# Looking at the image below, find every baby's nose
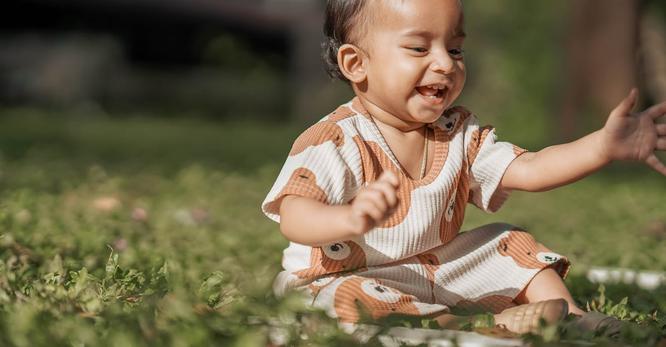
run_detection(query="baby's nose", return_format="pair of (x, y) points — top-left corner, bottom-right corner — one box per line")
(431, 52), (455, 74)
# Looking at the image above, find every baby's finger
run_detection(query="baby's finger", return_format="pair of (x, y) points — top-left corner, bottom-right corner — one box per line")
(612, 88), (638, 117)
(361, 187), (389, 212)
(378, 170), (400, 188)
(370, 180), (399, 207)
(355, 197), (386, 222)
(349, 207), (373, 234)
(645, 153), (666, 176)
(657, 124), (666, 136)
(657, 137), (666, 151)
(644, 101), (666, 120)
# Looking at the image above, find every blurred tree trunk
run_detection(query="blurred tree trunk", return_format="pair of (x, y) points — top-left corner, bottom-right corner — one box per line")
(287, 2), (354, 122)
(560, 0), (640, 140)
(287, 1), (339, 121)
(641, 12), (666, 102)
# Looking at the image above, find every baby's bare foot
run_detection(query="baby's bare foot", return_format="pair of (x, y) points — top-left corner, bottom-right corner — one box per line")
(493, 299), (569, 334)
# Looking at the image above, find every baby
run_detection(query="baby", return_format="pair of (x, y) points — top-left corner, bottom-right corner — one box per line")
(261, 0), (666, 335)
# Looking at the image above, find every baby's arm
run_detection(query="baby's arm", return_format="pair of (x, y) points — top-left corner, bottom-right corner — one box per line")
(279, 171), (399, 246)
(500, 131), (610, 192)
(502, 89), (666, 192)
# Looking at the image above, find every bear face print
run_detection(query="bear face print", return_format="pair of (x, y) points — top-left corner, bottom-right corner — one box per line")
(439, 165), (469, 245)
(294, 241), (367, 279)
(443, 112), (460, 134)
(263, 167), (330, 216)
(333, 276), (421, 323)
(498, 230), (564, 270)
(441, 106), (470, 136)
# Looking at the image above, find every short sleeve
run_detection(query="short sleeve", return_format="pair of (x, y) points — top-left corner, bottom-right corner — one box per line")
(261, 121), (358, 223)
(464, 115), (527, 213)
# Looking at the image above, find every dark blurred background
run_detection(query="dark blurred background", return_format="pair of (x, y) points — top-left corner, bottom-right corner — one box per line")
(1, 0), (665, 145)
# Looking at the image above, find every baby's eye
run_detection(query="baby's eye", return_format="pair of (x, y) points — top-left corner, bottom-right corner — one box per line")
(408, 47), (428, 53)
(449, 48), (465, 59)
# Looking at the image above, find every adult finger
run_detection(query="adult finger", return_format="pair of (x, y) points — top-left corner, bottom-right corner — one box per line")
(645, 153), (666, 176)
(643, 101), (666, 120)
(657, 124), (666, 136)
(611, 88), (638, 117)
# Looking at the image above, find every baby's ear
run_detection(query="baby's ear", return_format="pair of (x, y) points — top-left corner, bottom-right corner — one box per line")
(337, 43), (367, 84)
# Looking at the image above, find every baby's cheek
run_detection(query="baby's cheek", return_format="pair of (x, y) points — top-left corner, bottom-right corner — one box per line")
(450, 68), (466, 96)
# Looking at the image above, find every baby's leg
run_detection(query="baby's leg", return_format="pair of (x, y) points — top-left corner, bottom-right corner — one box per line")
(515, 267), (585, 315)
(434, 298), (569, 334)
(434, 313), (490, 330)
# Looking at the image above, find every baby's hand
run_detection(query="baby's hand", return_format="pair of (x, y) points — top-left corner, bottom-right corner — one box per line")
(347, 171), (400, 236)
(601, 88), (666, 175)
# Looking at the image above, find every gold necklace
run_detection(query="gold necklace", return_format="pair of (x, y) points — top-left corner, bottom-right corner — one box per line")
(419, 126), (429, 179)
(369, 116), (430, 180)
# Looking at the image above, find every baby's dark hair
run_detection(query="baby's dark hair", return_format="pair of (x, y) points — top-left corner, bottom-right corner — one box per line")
(322, 0), (370, 83)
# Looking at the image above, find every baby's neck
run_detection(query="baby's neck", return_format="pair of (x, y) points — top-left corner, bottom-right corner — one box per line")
(358, 97), (427, 133)
(372, 116), (427, 143)
(358, 96), (433, 181)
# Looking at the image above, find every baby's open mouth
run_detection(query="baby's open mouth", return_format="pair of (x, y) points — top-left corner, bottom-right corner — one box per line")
(416, 85), (446, 101)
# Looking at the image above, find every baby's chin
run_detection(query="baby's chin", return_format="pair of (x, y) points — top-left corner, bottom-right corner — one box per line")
(404, 108), (447, 125)
(408, 97), (453, 123)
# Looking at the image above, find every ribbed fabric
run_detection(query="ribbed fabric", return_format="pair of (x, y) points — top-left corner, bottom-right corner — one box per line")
(261, 98), (569, 324)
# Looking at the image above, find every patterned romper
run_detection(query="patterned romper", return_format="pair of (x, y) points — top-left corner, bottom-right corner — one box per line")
(261, 98), (570, 329)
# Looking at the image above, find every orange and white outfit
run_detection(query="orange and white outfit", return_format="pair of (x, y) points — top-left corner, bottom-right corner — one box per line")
(261, 98), (570, 327)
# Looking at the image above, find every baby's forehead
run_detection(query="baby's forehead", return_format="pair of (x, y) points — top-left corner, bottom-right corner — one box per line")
(362, 0), (464, 34)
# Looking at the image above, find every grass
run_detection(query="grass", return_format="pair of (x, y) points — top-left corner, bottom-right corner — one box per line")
(0, 109), (664, 346)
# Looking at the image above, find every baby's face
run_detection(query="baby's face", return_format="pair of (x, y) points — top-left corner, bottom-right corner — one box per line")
(357, 0), (466, 125)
